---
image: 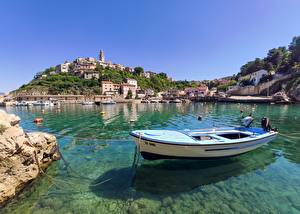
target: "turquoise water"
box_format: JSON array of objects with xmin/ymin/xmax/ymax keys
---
[{"xmin": 1, "ymin": 103, "xmax": 300, "ymax": 213}]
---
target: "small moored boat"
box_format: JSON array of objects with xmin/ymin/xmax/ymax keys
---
[
  {"xmin": 33, "ymin": 101, "xmax": 54, "ymax": 107},
  {"xmin": 101, "ymin": 100, "xmax": 116, "ymax": 104},
  {"xmin": 169, "ymin": 99, "xmax": 182, "ymax": 103},
  {"xmin": 130, "ymin": 117, "xmax": 278, "ymax": 160},
  {"xmin": 82, "ymin": 101, "xmax": 94, "ymax": 105}
]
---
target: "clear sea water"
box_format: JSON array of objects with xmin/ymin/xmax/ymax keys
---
[{"xmin": 1, "ymin": 103, "xmax": 300, "ymax": 214}]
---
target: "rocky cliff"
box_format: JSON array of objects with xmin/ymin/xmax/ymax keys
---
[{"xmin": 0, "ymin": 110, "xmax": 60, "ymax": 206}]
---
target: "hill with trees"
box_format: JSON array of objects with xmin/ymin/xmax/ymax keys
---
[
  {"xmin": 15, "ymin": 64, "xmax": 198, "ymax": 95},
  {"xmin": 238, "ymin": 36, "xmax": 300, "ymax": 78}
]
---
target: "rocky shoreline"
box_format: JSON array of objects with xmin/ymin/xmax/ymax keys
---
[{"xmin": 0, "ymin": 110, "xmax": 60, "ymax": 207}]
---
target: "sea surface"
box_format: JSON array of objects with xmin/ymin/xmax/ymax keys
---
[{"xmin": 1, "ymin": 103, "xmax": 300, "ymax": 214}]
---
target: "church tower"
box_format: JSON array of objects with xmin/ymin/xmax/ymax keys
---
[{"xmin": 99, "ymin": 50, "xmax": 105, "ymax": 62}]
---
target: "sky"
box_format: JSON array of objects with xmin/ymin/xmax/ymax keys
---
[{"xmin": 1, "ymin": 0, "xmax": 300, "ymax": 93}]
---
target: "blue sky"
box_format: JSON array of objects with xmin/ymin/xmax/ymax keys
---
[{"xmin": 1, "ymin": 0, "xmax": 300, "ymax": 92}]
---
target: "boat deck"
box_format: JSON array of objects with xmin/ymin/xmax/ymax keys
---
[{"xmin": 130, "ymin": 127, "xmax": 272, "ymax": 146}]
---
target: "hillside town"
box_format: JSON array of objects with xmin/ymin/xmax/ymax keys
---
[
  {"xmin": 34, "ymin": 50, "xmax": 156, "ymax": 80},
  {"xmin": 1, "ymin": 43, "xmax": 300, "ymax": 106}
]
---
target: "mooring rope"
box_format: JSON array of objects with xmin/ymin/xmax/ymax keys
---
[
  {"xmin": 23, "ymin": 130, "xmax": 120, "ymax": 192},
  {"xmin": 278, "ymin": 133, "xmax": 299, "ymax": 145}
]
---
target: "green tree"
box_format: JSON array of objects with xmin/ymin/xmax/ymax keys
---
[
  {"xmin": 126, "ymin": 89, "xmax": 133, "ymax": 99},
  {"xmin": 289, "ymin": 36, "xmax": 300, "ymax": 63},
  {"xmin": 134, "ymin": 67, "xmax": 144, "ymax": 75}
]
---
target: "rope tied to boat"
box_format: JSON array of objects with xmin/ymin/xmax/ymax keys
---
[
  {"xmin": 132, "ymin": 132, "xmax": 142, "ymax": 169},
  {"xmin": 278, "ymin": 133, "xmax": 299, "ymax": 143}
]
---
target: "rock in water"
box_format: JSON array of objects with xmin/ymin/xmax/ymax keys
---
[{"xmin": 0, "ymin": 110, "xmax": 60, "ymax": 207}]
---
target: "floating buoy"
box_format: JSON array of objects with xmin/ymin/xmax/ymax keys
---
[
  {"xmin": 197, "ymin": 116, "xmax": 202, "ymax": 121},
  {"xmin": 34, "ymin": 118, "xmax": 43, "ymax": 123}
]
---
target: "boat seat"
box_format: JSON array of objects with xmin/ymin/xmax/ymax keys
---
[{"xmin": 199, "ymin": 136, "xmax": 212, "ymax": 141}]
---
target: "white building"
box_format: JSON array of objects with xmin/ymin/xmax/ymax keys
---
[
  {"xmin": 56, "ymin": 62, "xmax": 71, "ymax": 73},
  {"xmin": 144, "ymin": 71, "xmax": 156, "ymax": 78},
  {"xmin": 239, "ymin": 69, "xmax": 269, "ymax": 86},
  {"xmin": 125, "ymin": 78, "xmax": 137, "ymax": 88}
]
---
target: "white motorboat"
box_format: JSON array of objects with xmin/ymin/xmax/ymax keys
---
[
  {"xmin": 15, "ymin": 101, "xmax": 30, "ymax": 106},
  {"xmin": 169, "ymin": 99, "xmax": 182, "ymax": 103},
  {"xmin": 130, "ymin": 117, "xmax": 278, "ymax": 160},
  {"xmin": 33, "ymin": 101, "xmax": 54, "ymax": 107},
  {"xmin": 82, "ymin": 101, "xmax": 94, "ymax": 105},
  {"xmin": 101, "ymin": 100, "xmax": 116, "ymax": 104}
]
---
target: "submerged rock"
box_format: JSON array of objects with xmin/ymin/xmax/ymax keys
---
[{"xmin": 0, "ymin": 110, "xmax": 60, "ymax": 206}]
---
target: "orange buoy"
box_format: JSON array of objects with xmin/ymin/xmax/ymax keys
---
[{"xmin": 34, "ymin": 118, "xmax": 43, "ymax": 123}]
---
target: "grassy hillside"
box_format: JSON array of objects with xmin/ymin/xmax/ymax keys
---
[{"xmin": 15, "ymin": 66, "xmax": 199, "ymax": 95}]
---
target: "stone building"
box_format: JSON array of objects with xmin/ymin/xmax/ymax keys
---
[
  {"xmin": 73, "ymin": 57, "xmax": 98, "ymax": 79},
  {"xmin": 99, "ymin": 50, "xmax": 105, "ymax": 62},
  {"xmin": 101, "ymin": 81, "xmax": 121, "ymax": 95},
  {"xmin": 144, "ymin": 71, "xmax": 156, "ymax": 78},
  {"xmin": 125, "ymin": 78, "xmax": 137, "ymax": 88},
  {"xmin": 56, "ymin": 61, "xmax": 71, "ymax": 73},
  {"xmin": 120, "ymin": 83, "xmax": 137, "ymax": 98},
  {"xmin": 83, "ymin": 71, "xmax": 100, "ymax": 80},
  {"xmin": 185, "ymin": 84, "xmax": 209, "ymax": 97}
]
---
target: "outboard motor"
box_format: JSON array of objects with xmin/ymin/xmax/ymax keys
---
[
  {"xmin": 261, "ymin": 117, "xmax": 271, "ymax": 132},
  {"xmin": 242, "ymin": 116, "xmax": 254, "ymax": 128}
]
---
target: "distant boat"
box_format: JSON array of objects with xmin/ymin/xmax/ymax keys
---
[
  {"xmin": 101, "ymin": 100, "xmax": 116, "ymax": 104},
  {"xmin": 169, "ymin": 99, "xmax": 182, "ymax": 103},
  {"xmin": 130, "ymin": 117, "xmax": 278, "ymax": 160},
  {"xmin": 141, "ymin": 99, "xmax": 150, "ymax": 103},
  {"xmin": 15, "ymin": 101, "xmax": 31, "ymax": 106},
  {"xmin": 33, "ymin": 101, "xmax": 54, "ymax": 107},
  {"xmin": 82, "ymin": 101, "xmax": 94, "ymax": 105}
]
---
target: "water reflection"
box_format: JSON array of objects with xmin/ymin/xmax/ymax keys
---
[
  {"xmin": 1, "ymin": 103, "xmax": 300, "ymax": 213},
  {"xmin": 91, "ymin": 146, "xmax": 276, "ymax": 198}
]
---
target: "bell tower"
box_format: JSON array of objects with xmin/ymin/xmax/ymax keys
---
[{"xmin": 99, "ymin": 50, "xmax": 105, "ymax": 62}]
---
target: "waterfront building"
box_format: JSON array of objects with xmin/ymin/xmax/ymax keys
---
[
  {"xmin": 249, "ymin": 69, "xmax": 269, "ymax": 85},
  {"xmin": 166, "ymin": 89, "xmax": 183, "ymax": 98},
  {"xmin": 15, "ymin": 94, "xmax": 111, "ymax": 103},
  {"xmin": 145, "ymin": 89, "xmax": 155, "ymax": 96},
  {"xmin": 185, "ymin": 84, "xmax": 209, "ymax": 97},
  {"xmin": 101, "ymin": 81, "xmax": 121, "ymax": 95},
  {"xmin": 136, "ymin": 90, "xmax": 146, "ymax": 99},
  {"xmin": 120, "ymin": 83, "xmax": 137, "ymax": 98},
  {"xmin": 238, "ymin": 69, "xmax": 269, "ymax": 86}
]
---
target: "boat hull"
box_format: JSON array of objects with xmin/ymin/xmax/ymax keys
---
[{"xmin": 132, "ymin": 134, "xmax": 276, "ymax": 160}]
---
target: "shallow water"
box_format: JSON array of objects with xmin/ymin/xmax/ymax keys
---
[{"xmin": 1, "ymin": 103, "xmax": 300, "ymax": 214}]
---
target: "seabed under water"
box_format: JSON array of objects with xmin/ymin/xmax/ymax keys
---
[{"xmin": 1, "ymin": 103, "xmax": 300, "ymax": 213}]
